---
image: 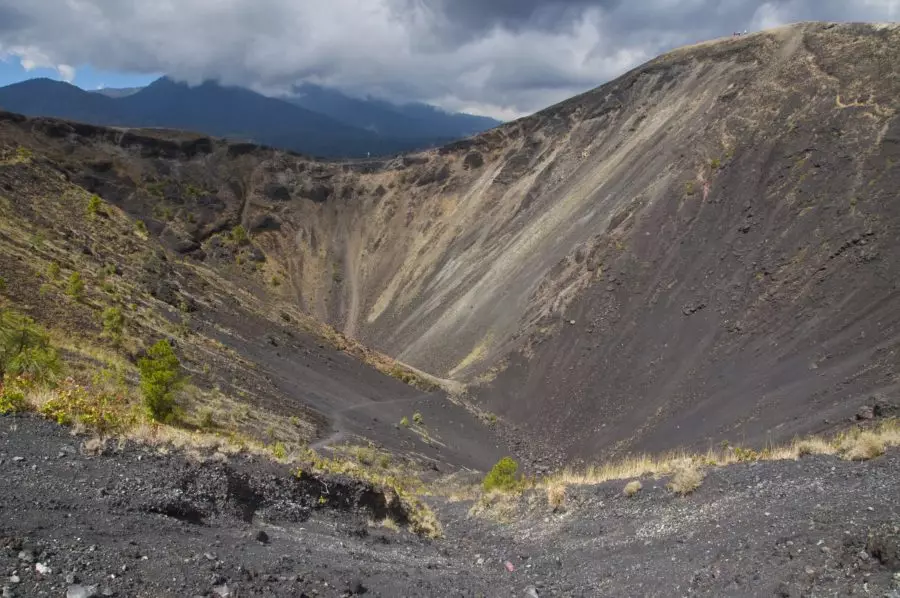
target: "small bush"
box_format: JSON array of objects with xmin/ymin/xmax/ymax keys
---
[
  {"xmin": 668, "ymin": 463, "xmax": 704, "ymax": 496},
  {"xmin": 0, "ymin": 276, "xmax": 5, "ymax": 293},
  {"xmin": 101, "ymin": 307, "xmax": 125, "ymax": 342},
  {"xmin": 135, "ymin": 220, "xmax": 148, "ymax": 235},
  {"xmin": 271, "ymin": 442, "xmax": 287, "ymax": 460},
  {"xmin": 138, "ymin": 339, "xmax": 184, "ymax": 422},
  {"xmin": 412, "ymin": 412, "xmax": 423, "ymax": 425},
  {"xmin": 0, "ymin": 377, "xmax": 29, "ymax": 414},
  {"xmin": 482, "ymin": 457, "xmax": 522, "ymax": 492},
  {"xmin": 400, "ymin": 416, "xmax": 410, "ymax": 427},
  {"xmin": 709, "ymin": 157, "xmax": 722, "ymax": 170},
  {"xmin": 732, "ymin": 446, "xmax": 760, "ymax": 462},
  {"xmin": 15, "ymin": 146, "xmax": 32, "ymax": 162},
  {"xmin": 623, "ymin": 480, "xmax": 643, "ymax": 496},
  {"xmin": 86, "ymin": 195, "xmax": 103, "ymax": 218},
  {"xmin": 231, "ymin": 225, "xmax": 249, "ymax": 246},
  {"xmin": 47, "ymin": 262, "xmax": 61, "ymax": 280},
  {"xmin": 66, "ymin": 272, "xmax": 85, "ymax": 300},
  {"xmin": 199, "ymin": 409, "xmax": 214, "ymax": 429}
]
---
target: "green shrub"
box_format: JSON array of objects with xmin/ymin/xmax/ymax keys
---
[
  {"xmin": 0, "ymin": 310, "xmax": 61, "ymax": 384},
  {"xmin": 135, "ymin": 220, "xmax": 148, "ymax": 235},
  {"xmin": 0, "ymin": 276, "xmax": 5, "ymax": 293},
  {"xmin": 231, "ymin": 225, "xmax": 249, "ymax": 246},
  {"xmin": 271, "ymin": 442, "xmax": 287, "ymax": 459},
  {"xmin": 101, "ymin": 307, "xmax": 125, "ymax": 342},
  {"xmin": 86, "ymin": 195, "xmax": 103, "ymax": 218},
  {"xmin": 482, "ymin": 457, "xmax": 522, "ymax": 492},
  {"xmin": 138, "ymin": 339, "xmax": 184, "ymax": 422},
  {"xmin": 66, "ymin": 272, "xmax": 85, "ymax": 300},
  {"xmin": 400, "ymin": 416, "xmax": 410, "ymax": 427},
  {"xmin": 199, "ymin": 408, "xmax": 214, "ymax": 429},
  {"xmin": 0, "ymin": 378, "xmax": 29, "ymax": 415},
  {"xmin": 47, "ymin": 262, "xmax": 61, "ymax": 280},
  {"xmin": 412, "ymin": 412, "xmax": 423, "ymax": 425}
]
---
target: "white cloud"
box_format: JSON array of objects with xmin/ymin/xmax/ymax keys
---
[{"xmin": 0, "ymin": 0, "xmax": 897, "ymax": 118}]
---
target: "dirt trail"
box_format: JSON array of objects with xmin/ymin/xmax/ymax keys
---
[{"xmin": 309, "ymin": 393, "xmax": 436, "ymax": 450}]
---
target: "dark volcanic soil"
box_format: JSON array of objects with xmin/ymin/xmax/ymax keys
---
[{"xmin": 3, "ymin": 415, "xmax": 899, "ymax": 597}]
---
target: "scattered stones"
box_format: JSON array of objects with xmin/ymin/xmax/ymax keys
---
[
  {"xmin": 35, "ymin": 562, "xmax": 51, "ymax": 575},
  {"xmin": 212, "ymin": 583, "xmax": 232, "ymax": 597}
]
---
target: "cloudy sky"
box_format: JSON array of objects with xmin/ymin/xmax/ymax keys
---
[{"xmin": 0, "ymin": 0, "xmax": 897, "ymax": 119}]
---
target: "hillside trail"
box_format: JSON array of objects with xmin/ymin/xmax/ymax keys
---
[{"xmin": 309, "ymin": 392, "xmax": 434, "ymax": 450}]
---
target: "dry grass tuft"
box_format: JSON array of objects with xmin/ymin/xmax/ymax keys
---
[
  {"xmin": 623, "ymin": 480, "xmax": 643, "ymax": 497},
  {"xmin": 794, "ymin": 437, "xmax": 838, "ymax": 457},
  {"xmin": 667, "ymin": 463, "xmax": 705, "ymax": 496},
  {"xmin": 468, "ymin": 489, "xmax": 520, "ymax": 521},
  {"xmin": 369, "ymin": 516, "xmax": 400, "ymax": 532},
  {"xmin": 545, "ymin": 482, "xmax": 566, "ymax": 510},
  {"xmin": 844, "ymin": 431, "xmax": 886, "ymax": 461},
  {"xmin": 82, "ymin": 437, "xmax": 106, "ymax": 456}
]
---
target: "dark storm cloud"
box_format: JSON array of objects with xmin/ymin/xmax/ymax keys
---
[{"xmin": 0, "ymin": 0, "xmax": 897, "ymax": 118}]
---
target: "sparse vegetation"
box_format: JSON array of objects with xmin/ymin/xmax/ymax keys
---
[
  {"xmin": 400, "ymin": 416, "xmax": 410, "ymax": 427},
  {"xmin": 709, "ymin": 157, "xmax": 722, "ymax": 170},
  {"xmin": 138, "ymin": 339, "xmax": 185, "ymax": 422},
  {"xmin": 623, "ymin": 480, "xmax": 642, "ymax": 496},
  {"xmin": 65, "ymin": 272, "xmax": 85, "ymax": 300},
  {"xmin": 135, "ymin": 220, "xmax": 148, "ymax": 236},
  {"xmin": 38, "ymin": 379, "xmax": 134, "ymax": 435},
  {"xmin": 482, "ymin": 456, "xmax": 522, "ymax": 493},
  {"xmin": 412, "ymin": 412, "xmax": 423, "ymax": 425}
]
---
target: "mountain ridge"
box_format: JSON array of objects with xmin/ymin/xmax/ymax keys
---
[{"xmin": 0, "ymin": 76, "xmax": 500, "ymax": 157}]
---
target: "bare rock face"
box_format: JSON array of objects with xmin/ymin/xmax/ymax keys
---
[{"xmin": 2, "ymin": 23, "xmax": 898, "ymax": 459}]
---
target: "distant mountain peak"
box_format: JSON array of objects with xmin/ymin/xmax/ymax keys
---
[{"xmin": 0, "ymin": 76, "xmax": 500, "ymax": 157}]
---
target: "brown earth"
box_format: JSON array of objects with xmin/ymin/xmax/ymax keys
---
[{"xmin": 1, "ymin": 22, "xmax": 898, "ymax": 463}]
